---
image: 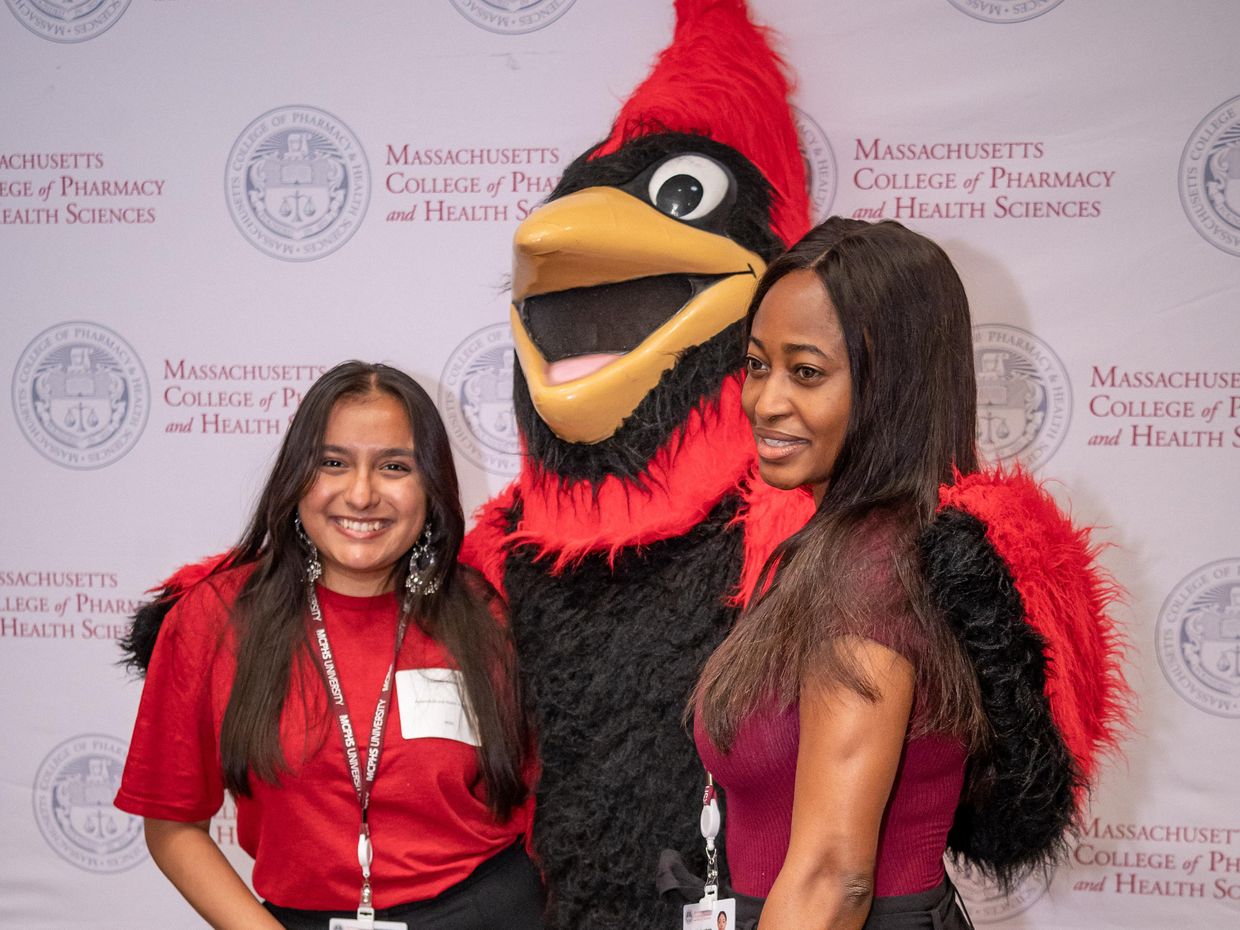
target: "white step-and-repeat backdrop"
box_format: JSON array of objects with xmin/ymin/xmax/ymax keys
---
[{"xmin": 3, "ymin": 1, "xmax": 1238, "ymax": 927}]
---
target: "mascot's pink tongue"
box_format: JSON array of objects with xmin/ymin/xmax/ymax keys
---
[{"xmin": 545, "ymin": 353, "xmax": 621, "ymax": 385}]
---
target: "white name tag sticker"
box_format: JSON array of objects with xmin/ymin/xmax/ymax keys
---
[
  {"xmin": 328, "ymin": 919, "xmax": 407, "ymax": 930},
  {"xmin": 683, "ymin": 898, "xmax": 735, "ymax": 930},
  {"xmin": 394, "ymin": 668, "xmax": 480, "ymax": 746}
]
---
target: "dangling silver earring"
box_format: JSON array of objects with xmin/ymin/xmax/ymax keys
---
[
  {"xmin": 405, "ymin": 521, "xmax": 440, "ymax": 602},
  {"xmin": 294, "ymin": 514, "xmax": 322, "ymax": 585}
]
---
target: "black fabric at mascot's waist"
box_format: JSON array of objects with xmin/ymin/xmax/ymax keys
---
[
  {"xmin": 657, "ymin": 848, "xmax": 973, "ymax": 930},
  {"xmin": 503, "ymin": 496, "xmax": 745, "ymax": 930}
]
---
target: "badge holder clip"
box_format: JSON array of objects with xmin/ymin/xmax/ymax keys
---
[
  {"xmin": 700, "ymin": 780, "xmax": 721, "ymax": 905},
  {"xmin": 681, "ymin": 775, "xmax": 736, "ymax": 929},
  {"xmin": 355, "ymin": 825, "xmax": 375, "ymax": 929}
]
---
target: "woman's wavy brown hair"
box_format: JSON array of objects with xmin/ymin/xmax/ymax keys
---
[
  {"xmin": 219, "ymin": 361, "xmax": 529, "ymax": 819},
  {"xmin": 694, "ymin": 218, "xmax": 986, "ymax": 751}
]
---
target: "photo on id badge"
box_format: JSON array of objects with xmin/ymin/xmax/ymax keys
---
[{"xmin": 684, "ymin": 898, "xmax": 734, "ymax": 930}]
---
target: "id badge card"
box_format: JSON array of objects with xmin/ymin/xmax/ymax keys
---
[
  {"xmin": 394, "ymin": 667, "xmax": 480, "ymax": 745},
  {"xmin": 328, "ymin": 920, "xmax": 407, "ymax": 930},
  {"xmin": 683, "ymin": 897, "xmax": 735, "ymax": 930}
]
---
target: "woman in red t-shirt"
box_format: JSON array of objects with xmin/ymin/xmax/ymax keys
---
[
  {"xmin": 117, "ymin": 361, "xmax": 544, "ymax": 930},
  {"xmin": 689, "ymin": 218, "xmax": 1048, "ymax": 930}
]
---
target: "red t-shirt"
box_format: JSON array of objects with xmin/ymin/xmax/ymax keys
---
[{"xmin": 115, "ymin": 565, "xmax": 531, "ymax": 910}]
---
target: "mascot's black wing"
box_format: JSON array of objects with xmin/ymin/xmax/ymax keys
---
[{"xmin": 921, "ymin": 468, "xmax": 1128, "ymax": 888}]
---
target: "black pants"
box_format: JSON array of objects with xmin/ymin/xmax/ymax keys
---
[
  {"xmin": 264, "ymin": 844, "xmax": 546, "ymax": 930},
  {"xmin": 863, "ymin": 877, "xmax": 972, "ymax": 930},
  {"xmin": 657, "ymin": 850, "xmax": 971, "ymax": 930}
]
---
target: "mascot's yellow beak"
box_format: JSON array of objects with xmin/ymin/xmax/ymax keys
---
[{"xmin": 510, "ymin": 186, "xmax": 766, "ymax": 444}]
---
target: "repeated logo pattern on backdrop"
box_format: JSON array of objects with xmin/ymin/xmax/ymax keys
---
[
  {"xmin": 447, "ymin": 0, "xmax": 577, "ymax": 35},
  {"xmin": 12, "ymin": 322, "xmax": 149, "ymax": 469},
  {"xmin": 971, "ymin": 324, "xmax": 1071, "ymax": 470},
  {"xmin": 945, "ymin": 0, "xmax": 1065, "ymax": 24},
  {"xmin": 948, "ymin": 861, "xmax": 1053, "ymax": 923},
  {"xmin": 1180, "ymin": 94, "xmax": 1240, "ymax": 257},
  {"xmin": 439, "ymin": 323, "xmax": 521, "ymax": 477},
  {"xmin": 4, "ymin": 0, "xmax": 130, "ymax": 43},
  {"xmin": 226, "ymin": 106, "xmax": 371, "ymax": 261},
  {"xmin": 32, "ymin": 734, "xmax": 146, "ymax": 873},
  {"xmin": 793, "ymin": 107, "xmax": 838, "ymax": 223},
  {"xmin": 1157, "ymin": 559, "xmax": 1240, "ymax": 718},
  {"xmin": 4, "ymin": 3, "xmax": 1239, "ymax": 928}
]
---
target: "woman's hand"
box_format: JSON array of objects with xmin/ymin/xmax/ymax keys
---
[
  {"xmin": 144, "ymin": 818, "xmax": 284, "ymax": 930},
  {"xmin": 758, "ymin": 638, "xmax": 915, "ymax": 930}
]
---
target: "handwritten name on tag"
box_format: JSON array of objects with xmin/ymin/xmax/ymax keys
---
[{"xmin": 394, "ymin": 668, "xmax": 480, "ymax": 746}]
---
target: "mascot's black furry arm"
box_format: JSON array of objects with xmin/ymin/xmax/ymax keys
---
[
  {"xmin": 459, "ymin": 1, "xmax": 815, "ymax": 926},
  {"xmin": 921, "ymin": 468, "xmax": 1128, "ymax": 886}
]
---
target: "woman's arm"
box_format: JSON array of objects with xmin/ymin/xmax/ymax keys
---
[
  {"xmin": 757, "ymin": 639, "xmax": 915, "ymax": 930},
  {"xmin": 144, "ymin": 818, "xmax": 284, "ymax": 930}
]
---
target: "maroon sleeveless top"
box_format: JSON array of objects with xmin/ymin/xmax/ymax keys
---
[
  {"xmin": 694, "ymin": 702, "xmax": 965, "ymax": 897},
  {"xmin": 694, "ymin": 519, "xmax": 967, "ymax": 897}
]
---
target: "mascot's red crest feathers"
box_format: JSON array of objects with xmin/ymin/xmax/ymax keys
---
[
  {"xmin": 594, "ymin": 0, "xmax": 810, "ymax": 247},
  {"xmin": 939, "ymin": 467, "xmax": 1130, "ymax": 786}
]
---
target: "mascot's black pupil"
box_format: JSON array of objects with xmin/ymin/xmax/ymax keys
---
[{"xmin": 655, "ymin": 174, "xmax": 703, "ymax": 217}]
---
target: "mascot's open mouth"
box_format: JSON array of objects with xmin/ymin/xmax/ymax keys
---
[
  {"xmin": 518, "ymin": 270, "xmax": 755, "ymax": 386},
  {"xmin": 518, "ymin": 273, "xmax": 738, "ymax": 361}
]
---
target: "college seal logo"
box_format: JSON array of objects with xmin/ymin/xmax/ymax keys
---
[
  {"xmin": 447, "ymin": 0, "xmax": 576, "ymax": 35},
  {"xmin": 12, "ymin": 321, "xmax": 149, "ymax": 469},
  {"xmin": 1179, "ymin": 95, "xmax": 1240, "ymax": 257},
  {"xmin": 972, "ymin": 324, "xmax": 1070, "ymax": 470},
  {"xmin": 32, "ymin": 734, "xmax": 146, "ymax": 872},
  {"xmin": 439, "ymin": 323, "xmax": 520, "ymax": 476},
  {"xmin": 226, "ymin": 106, "xmax": 370, "ymax": 261},
  {"xmin": 5, "ymin": 0, "xmax": 130, "ymax": 43},
  {"xmin": 947, "ymin": 860, "xmax": 1052, "ymax": 923},
  {"xmin": 1156, "ymin": 559, "xmax": 1240, "ymax": 718},
  {"xmin": 945, "ymin": 0, "xmax": 1064, "ymax": 24},
  {"xmin": 793, "ymin": 106, "xmax": 838, "ymax": 222}
]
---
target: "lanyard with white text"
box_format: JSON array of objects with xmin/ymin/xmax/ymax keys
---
[{"xmin": 307, "ymin": 586, "xmax": 408, "ymax": 928}]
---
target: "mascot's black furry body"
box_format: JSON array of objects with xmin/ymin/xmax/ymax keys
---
[{"xmin": 123, "ymin": 3, "xmax": 1128, "ymax": 928}]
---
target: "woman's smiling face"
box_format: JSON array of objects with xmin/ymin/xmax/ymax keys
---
[
  {"xmin": 741, "ymin": 268, "xmax": 852, "ymax": 504},
  {"xmin": 297, "ymin": 392, "xmax": 427, "ymax": 596}
]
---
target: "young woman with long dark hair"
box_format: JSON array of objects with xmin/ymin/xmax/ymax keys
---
[
  {"xmin": 688, "ymin": 217, "xmax": 1122, "ymax": 930},
  {"xmin": 116, "ymin": 361, "xmax": 543, "ymax": 930}
]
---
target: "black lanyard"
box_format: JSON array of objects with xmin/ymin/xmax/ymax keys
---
[{"xmin": 307, "ymin": 585, "xmax": 408, "ymax": 924}]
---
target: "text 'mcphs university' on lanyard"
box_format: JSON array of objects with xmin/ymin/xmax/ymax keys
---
[{"xmin": 307, "ymin": 585, "xmax": 408, "ymax": 930}]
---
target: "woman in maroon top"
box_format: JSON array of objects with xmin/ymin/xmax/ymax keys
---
[
  {"xmin": 117, "ymin": 361, "xmax": 544, "ymax": 930},
  {"xmin": 692, "ymin": 218, "xmax": 987, "ymax": 930}
]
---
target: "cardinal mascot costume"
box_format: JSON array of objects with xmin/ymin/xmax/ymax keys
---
[
  {"xmin": 458, "ymin": 2, "xmax": 817, "ymax": 924},
  {"xmin": 122, "ymin": 3, "xmax": 1127, "ymax": 929}
]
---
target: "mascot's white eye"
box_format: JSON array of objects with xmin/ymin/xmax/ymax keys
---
[{"xmin": 647, "ymin": 155, "xmax": 730, "ymax": 221}]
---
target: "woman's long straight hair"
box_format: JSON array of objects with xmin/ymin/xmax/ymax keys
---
[
  {"xmin": 218, "ymin": 361, "xmax": 529, "ymax": 819},
  {"xmin": 694, "ymin": 218, "xmax": 986, "ymax": 751}
]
